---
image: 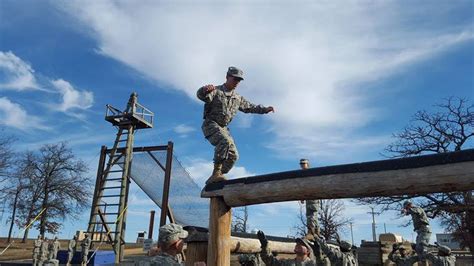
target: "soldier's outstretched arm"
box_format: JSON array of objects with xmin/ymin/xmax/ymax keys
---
[
  {"xmin": 239, "ymin": 96, "xmax": 273, "ymax": 114},
  {"xmin": 196, "ymin": 84, "xmax": 217, "ymax": 103},
  {"xmin": 314, "ymin": 237, "xmax": 341, "ymax": 261}
]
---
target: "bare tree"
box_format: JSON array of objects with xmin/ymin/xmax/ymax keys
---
[
  {"xmin": 358, "ymin": 97, "xmax": 474, "ymax": 252},
  {"xmin": 0, "ymin": 133, "xmax": 15, "ymax": 190},
  {"xmin": 18, "ymin": 142, "xmax": 92, "ymax": 235},
  {"xmin": 232, "ymin": 206, "xmax": 249, "ymax": 233},
  {"xmin": 294, "ymin": 200, "xmax": 352, "ymax": 240}
]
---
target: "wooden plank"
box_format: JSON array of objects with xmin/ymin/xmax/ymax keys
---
[
  {"xmin": 207, "ymin": 197, "xmax": 231, "ymax": 266},
  {"xmin": 202, "ymin": 149, "xmax": 474, "ymax": 207}
]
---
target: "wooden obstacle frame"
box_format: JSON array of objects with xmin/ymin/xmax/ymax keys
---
[{"xmin": 199, "ymin": 149, "xmax": 474, "ymax": 266}]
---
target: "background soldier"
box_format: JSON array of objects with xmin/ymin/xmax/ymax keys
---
[
  {"xmin": 402, "ymin": 200, "xmax": 431, "ymax": 255},
  {"xmin": 388, "ymin": 243, "xmax": 419, "ymax": 265},
  {"xmin": 33, "ymin": 235, "xmax": 43, "ymax": 266},
  {"xmin": 197, "ymin": 66, "xmax": 274, "ymax": 184},
  {"xmin": 422, "ymin": 243, "xmax": 456, "ymax": 266},
  {"xmin": 299, "ymin": 159, "xmax": 320, "ymax": 240},
  {"xmin": 257, "ymin": 230, "xmax": 316, "ymax": 266},
  {"xmin": 48, "ymin": 236, "xmax": 60, "ymax": 260},
  {"xmin": 81, "ymin": 234, "xmax": 91, "ymax": 265},
  {"xmin": 67, "ymin": 235, "xmax": 77, "ymax": 265},
  {"xmin": 39, "ymin": 237, "xmax": 49, "ymax": 265},
  {"xmin": 313, "ymin": 235, "xmax": 357, "ymax": 266},
  {"xmin": 149, "ymin": 223, "xmax": 189, "ymax": 265}
]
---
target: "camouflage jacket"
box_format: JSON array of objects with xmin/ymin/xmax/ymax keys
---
[
  {"xmin": 68, "ymin": 239, "xmax": 76, "ymax": 252},
  {"xmin": 315, "ymin": 238, "xmax": 357, "ymax": 266},
  {"xmin": 261, "ymin": 246, "xmax": 316, "ymax": 266},
  {"xmin": 423, "ymin": 253, "xmax": 456, "ymax": 266},
  {"xmin": 148, "ymin": 252, "xmax": 183, "ymax": 266},
  {"xmin": 388, "ymin": 250, "xmax": 419, "ymax": 266},
  {"xmin": 407, "ymin": 206, "xmax": 430, "ymax": 232},
  {"xmin": 34, "ymin": 239, "xmax": 42, "ymax": 251},
  {"xmin": 197, "ymin": 84, "xmax": 268, "ymax": 135}
]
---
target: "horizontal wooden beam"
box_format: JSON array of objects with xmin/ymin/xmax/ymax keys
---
[
  {"xmin": 201, "ymin": 149, "xmax": 474, "ymax": 207},
  {"xmin": 106, "ymin": 145, "xmax": 168, "ymax": 154}
]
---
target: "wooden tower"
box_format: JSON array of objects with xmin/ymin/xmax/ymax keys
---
[{"xmin": 87, "ymin": 92, "xmax": 153, "ymax": 263}]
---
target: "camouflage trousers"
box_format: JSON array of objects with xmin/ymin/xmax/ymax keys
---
[
  {"xmin": 203, "ymin": 122, "xmax": 239, "ymax": 174},
  {"xmin": 415, "ymin": 228, "xmax": 431, "ymax": 255},
  {"xmin": 306, "ymin": 200, "xmax": 320, "ymax": 232}
]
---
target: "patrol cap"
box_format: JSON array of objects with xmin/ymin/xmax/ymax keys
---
[
  {"xmin": 227, "ymin": 66, "xmax": 244, "ymax": 80},
  {"xmin": 437, "ymin": 244, "xmax": 451, "ymax": 255},
  {"xmin": 295, "ymin": 237, "xmax": 313, "ymax": 251},
  {"xmin": 300, "ymin": 159, "xmax": 309, "ymax": 164},
  {"xmin": 158, "ymin": 223, "xmax": 189, "ymax": 246},
  {"xmin": 339, "ymin": 240, "xmax": 352, "ymax": 251},
  {"xmin": 403, "ymin": 200, "xmax": 412, "ymax": 208}
]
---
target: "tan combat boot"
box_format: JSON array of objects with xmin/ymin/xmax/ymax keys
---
[
  {"xmin": 205, "ymin": 163, "xmax": 227, "ymax": 184},
  {"xmin": 305, "ymin": 226, "xmax": 316, "ymax": 241}
]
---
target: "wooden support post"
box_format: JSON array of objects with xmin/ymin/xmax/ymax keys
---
[{"xmin": 207, "ymin": 197, "xmax": 231, "ymax": 266}]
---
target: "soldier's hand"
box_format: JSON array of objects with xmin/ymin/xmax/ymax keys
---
[
  {"xmin": 257, "ymin": 230, "xmax": 268, "ymax": 248},
  {"xmin": 203, "ymin": 84, "xmax": 215, "ymax": 94},
  {"xmin": 265, "ymin": 106, "xmax": 275, "ymax": 113}
]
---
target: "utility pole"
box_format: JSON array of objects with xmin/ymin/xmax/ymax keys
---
[
  {"xmin": 368, "ymin": 207, "xmax": 380, "ymax": 242},
  {"xmin": 384, "ymin": 223, "xmax": 387, "ymax": 233}
]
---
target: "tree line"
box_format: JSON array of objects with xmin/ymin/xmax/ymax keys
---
[{"xmin": 0, "ymin": 140, "xmax": 91, "ymax": 243}]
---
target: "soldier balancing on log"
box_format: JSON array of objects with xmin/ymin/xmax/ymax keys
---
[
  {"xmin": 197, "ymin": 66, "xmax": 274, "ymax": 184},
  {"xmin": 299, "ymin": 158, "xmax": 321, "ymax": 240}
]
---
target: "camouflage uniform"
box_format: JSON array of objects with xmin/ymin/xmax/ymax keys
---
[
  {"xmin": 148, "ymin": 251, "xmax": 183, "ymax": 265},
  {"xmin": 422, "ymin": 245, "xmax": 456, "ymax": 266},
  {"xmin": 67, "ymin": 237, "xmax": 76, "ymax": 265},
  {"xmin": 406, "ymin": 205, "xmax": 431, "ymax": 255},
  {"xmin": 197, "ymin": 83, "xmax": 269, "ymax": 174},
  {"xmin": 81, "ymin": 235, "xmax": 91, "ymax": 265},
  {"xmin": 33, "ymin": 237, "xmax": 42, "ymax": 266},
  {"xmin": 422, "ymin": 253, "xmax": 456, "ymax": 266},
  {"xmin": 314, "ymin": 238, "xmax": 358, "ymax": 266},
  {"xmin": 40, "ymin": 239, "xmax": 49, "ymax": 264},
  {"xmin": 239, "ymin": 253, "xmax": 264, "ymax": 266},
  {"xmin": 388, "ymin": 249, "xmax": 419, "ymax": 266},
  {"xmin": 305, "ymin": 200, "xmax": 320, "ymax": 236},
  {"xmin": 261, "ymin": 246, "xmax": 316, "ymax": 266},
  {"xmin": 48, "ymin": 238, "xmax": 60, "ymax": 260}
]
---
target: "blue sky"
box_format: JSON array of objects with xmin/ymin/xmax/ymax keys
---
[{"xmin": 0, "ymin": 0, "xmax": 473, "ymax": 245}]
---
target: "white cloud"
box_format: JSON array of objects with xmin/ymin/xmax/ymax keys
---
[
  {"xmin": 0, "ymin": 97, "xmax": 50, "ymax": 131},
  {"xmin": 173, "ymin": 124, "xmax": 195, "ymax": 137},
  {"xmin": 184, "ymin": 158, "xmax": 255, "ymax": 187},
  {"xmin": 51, "ymin": 79, "xmax": 94, "ymax": 112},
  {"xmin": 58, "ymin": 1, "xmax": 473, "ymax": 161},
  {"xmin": 0, "ymin": 51, "xmax": 40, "ymax": 91}
]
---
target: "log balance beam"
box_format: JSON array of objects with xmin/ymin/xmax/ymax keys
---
[{"xmin": 201, "ymin": 149, "xmax": 474, "ymax": 265}]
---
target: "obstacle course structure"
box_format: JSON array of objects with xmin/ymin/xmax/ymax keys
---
[{"xmin": 201, "ymin": 149, "xmax": 474, "ymax": 265}]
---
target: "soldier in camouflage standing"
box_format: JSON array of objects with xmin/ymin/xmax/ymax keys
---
[
  {"xmin": 67, "ymin": 235, "xmax": 77, "ymax": 266},
  {"xmin": 39, "ymin": 237, "xmax": 49, "ymax": 265},
  {"xmin": 299, "ymin": 159, "xmax": 320, "ymax": 240},
  {"xmin": 48, "ymin": 236, "xmax": 61, "ymax": 260},
  {"xmin": 402, "ymin": 200, "xmax": 431, "ymax": 256},
  {"xmin": 33, "ymin": 235, "xmax": 43, "ymax": 266},
  {"xmin": 197, "ymin": 66, "xmax": 274, "ymax": 184},
  {"xmin": 81, "ymin": 234, "xmax": 91, "ymax": 266},
  {"xmin": 422, "ymin": 243, "xmax": 456, "ymax": 266}
]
